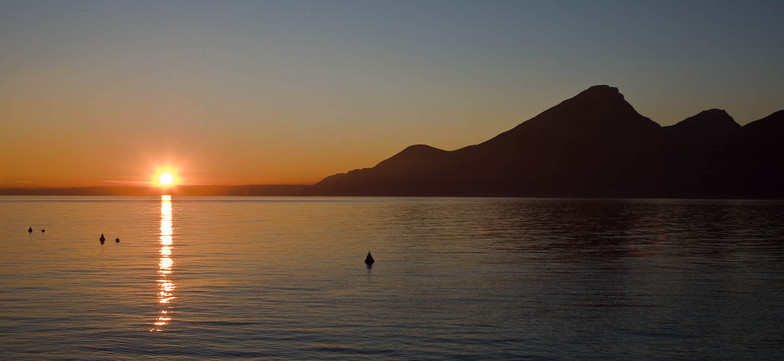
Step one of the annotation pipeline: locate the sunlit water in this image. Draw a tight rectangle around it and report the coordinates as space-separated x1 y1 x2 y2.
1 196 783 360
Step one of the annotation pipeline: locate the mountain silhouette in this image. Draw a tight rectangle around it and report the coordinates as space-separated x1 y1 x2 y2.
311 85 784 198
664 109 740 148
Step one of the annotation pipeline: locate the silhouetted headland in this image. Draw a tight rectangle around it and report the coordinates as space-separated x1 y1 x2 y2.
310 85 784 198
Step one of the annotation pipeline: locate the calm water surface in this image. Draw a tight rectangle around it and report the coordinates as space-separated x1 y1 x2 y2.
1 196 783 360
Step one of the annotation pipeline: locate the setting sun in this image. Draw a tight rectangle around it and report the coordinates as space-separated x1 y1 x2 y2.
159 173 174 186
153 167 179 188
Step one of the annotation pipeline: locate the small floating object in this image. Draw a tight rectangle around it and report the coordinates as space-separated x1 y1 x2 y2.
115 237 120 243
41 229 45 233
99 234 106 244
364 252 375 267
28 227 33 233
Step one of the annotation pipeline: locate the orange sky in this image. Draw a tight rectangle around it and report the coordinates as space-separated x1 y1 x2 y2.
2 1 783 188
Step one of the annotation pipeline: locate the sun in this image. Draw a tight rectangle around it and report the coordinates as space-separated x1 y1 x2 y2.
159 172 174 186
153 167 179 187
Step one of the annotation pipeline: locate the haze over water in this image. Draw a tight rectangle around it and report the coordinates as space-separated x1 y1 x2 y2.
1 196 783 359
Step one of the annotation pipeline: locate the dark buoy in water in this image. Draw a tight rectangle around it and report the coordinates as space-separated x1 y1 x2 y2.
364 252 375 267
41 229 45 233
115 237 120 243
99 234 106 244
28 227 33 233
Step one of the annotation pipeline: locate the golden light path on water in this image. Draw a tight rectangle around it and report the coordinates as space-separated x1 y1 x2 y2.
152 195 174 332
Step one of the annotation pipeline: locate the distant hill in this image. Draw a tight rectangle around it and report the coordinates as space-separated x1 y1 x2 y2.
310 85 784 198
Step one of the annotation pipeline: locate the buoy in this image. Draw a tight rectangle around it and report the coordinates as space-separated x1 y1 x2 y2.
115 238 120 243
99 234 106 244
28 227 33 233
41 229 45 233
364 252 375 266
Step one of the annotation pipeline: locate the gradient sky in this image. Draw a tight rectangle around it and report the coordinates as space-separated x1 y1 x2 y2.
2 0 783 187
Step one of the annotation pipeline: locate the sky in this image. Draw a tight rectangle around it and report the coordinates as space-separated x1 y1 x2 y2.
1 0 783 187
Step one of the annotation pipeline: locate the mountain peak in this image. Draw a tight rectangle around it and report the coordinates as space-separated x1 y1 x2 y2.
576 85 623 100
375 144 447 169
510 85 659 136
666 109 740 147
672 109 739 130
400 144 441 153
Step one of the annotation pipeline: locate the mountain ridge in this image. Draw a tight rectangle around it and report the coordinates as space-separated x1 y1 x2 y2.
310 85 784 198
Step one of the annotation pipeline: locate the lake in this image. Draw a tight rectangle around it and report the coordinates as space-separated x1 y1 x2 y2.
1 196 783 360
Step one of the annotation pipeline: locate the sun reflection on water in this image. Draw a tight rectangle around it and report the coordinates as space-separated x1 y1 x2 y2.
151 194 175 332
